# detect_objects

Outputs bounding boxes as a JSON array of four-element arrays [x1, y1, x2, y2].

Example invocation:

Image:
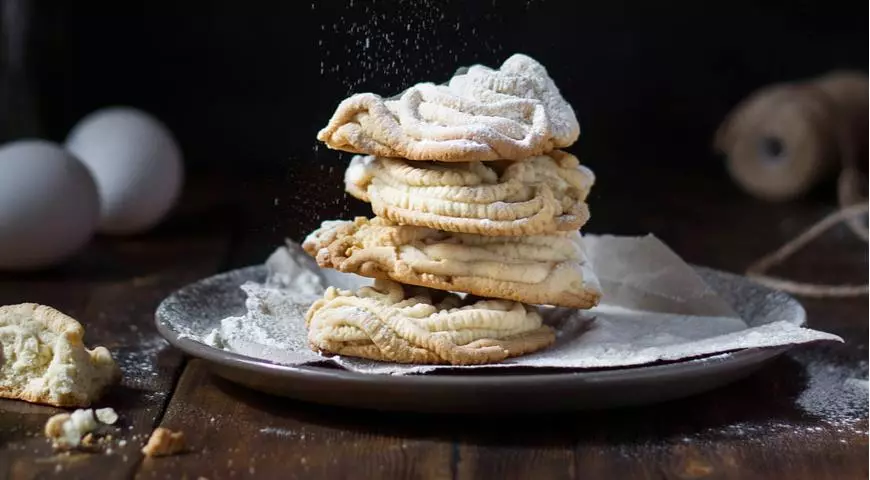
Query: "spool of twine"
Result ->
[[715, 71, 869, 298]]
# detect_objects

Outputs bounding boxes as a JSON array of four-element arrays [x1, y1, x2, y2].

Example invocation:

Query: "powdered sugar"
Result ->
[[115, 336, 169, 387], [795, 354, 868, 428], [203, 282, 323, 366], [258, 427, 303, 438], [202, 245, 330, 366], [315, 0, 506, 95], [684, 352, 869, 444]]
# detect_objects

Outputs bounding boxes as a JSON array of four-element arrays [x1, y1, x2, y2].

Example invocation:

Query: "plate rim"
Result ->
[[154, 264, 801, 386]]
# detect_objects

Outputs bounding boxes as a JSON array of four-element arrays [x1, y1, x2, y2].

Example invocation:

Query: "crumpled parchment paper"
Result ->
[[202, 234, 842, 375]]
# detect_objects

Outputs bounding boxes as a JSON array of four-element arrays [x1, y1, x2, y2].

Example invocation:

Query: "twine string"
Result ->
[[743, 75, 868, 298], [746, 203, 868, 297]]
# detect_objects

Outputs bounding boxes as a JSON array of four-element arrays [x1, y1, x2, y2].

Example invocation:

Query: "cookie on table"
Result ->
[[305, 278, 555, 365], [0, 303, 120, 407], [302, 217, 602, 309], [316, 54, 580, 162]]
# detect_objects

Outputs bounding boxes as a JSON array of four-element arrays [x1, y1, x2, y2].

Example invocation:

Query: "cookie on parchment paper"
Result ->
[[302, 217, 602, 309], [305, 278, 555, 365]]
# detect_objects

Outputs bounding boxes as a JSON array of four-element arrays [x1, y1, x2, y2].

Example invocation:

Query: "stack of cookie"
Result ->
[[302, 54, 601, 365]]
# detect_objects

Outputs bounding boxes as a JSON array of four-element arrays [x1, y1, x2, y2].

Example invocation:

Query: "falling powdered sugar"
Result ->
[[314, 0, 507, 95]]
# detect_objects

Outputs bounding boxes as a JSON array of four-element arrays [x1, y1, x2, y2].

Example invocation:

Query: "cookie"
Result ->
[[305, 278, 555, 365], [316, 54, 580, 162], [142, 427, 186, 457], [303, 217, 602, 309], [0, 303, 120, 407], [345, 150, 594, 236]]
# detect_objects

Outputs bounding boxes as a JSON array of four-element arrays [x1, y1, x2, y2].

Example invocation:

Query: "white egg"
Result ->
[[0, 139, 100, 270], [65, 107, 183, 235]]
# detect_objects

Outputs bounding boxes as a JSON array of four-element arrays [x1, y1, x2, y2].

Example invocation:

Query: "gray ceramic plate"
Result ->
[[155, 265, 802, 413]]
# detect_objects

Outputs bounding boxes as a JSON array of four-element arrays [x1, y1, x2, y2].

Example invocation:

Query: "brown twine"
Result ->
[[721, 72, 868, 298], [838, 167, 869, 241], [746, 202, 868, 297]]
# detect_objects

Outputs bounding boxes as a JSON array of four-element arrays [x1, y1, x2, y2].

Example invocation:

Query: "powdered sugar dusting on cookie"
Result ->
[[316, 55, 581, 162], [313, 4, 579, 162]]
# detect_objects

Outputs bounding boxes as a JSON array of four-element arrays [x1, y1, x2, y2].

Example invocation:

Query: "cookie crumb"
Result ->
[[95, 407, 119, 425], [44, 409, 98, 449], [141, 427, 185, 457], [81, 433, 96, 447], [44, 413, 70, 441]]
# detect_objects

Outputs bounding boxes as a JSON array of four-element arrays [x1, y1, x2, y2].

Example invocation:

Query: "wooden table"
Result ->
[[1, 167, 867, 480]]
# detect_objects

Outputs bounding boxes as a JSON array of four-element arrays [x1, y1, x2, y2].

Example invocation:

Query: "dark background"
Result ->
[[20, 0, 867, 171], [3, 0, 868, 253]]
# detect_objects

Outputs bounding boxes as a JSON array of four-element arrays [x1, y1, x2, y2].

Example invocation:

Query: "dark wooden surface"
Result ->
[[0, 166, 867, 480]]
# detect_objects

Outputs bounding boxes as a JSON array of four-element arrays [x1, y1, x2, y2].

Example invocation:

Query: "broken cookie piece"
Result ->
[[142, 427, 185, 457], [0, 303, 120, 407]]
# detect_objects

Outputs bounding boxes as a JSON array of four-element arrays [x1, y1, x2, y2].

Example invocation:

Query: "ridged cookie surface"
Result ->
[[345, 150, 594, 236], [302, 217, 601, 309], [0, 303, 120, 407], [305, 279, 555, 365], [316, 54, 580, 162]]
